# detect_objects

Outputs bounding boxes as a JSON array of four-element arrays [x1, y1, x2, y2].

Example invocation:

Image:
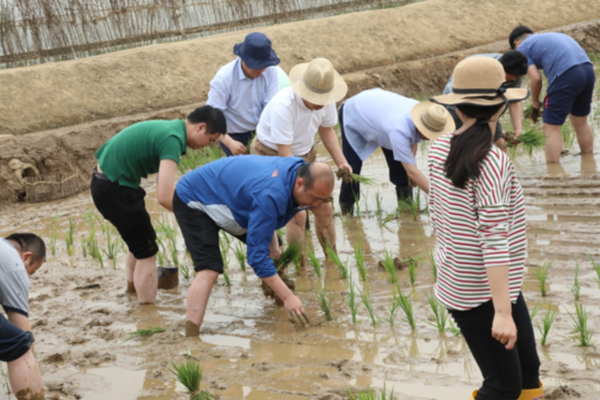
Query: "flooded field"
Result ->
[[2, 69, 600, 400]]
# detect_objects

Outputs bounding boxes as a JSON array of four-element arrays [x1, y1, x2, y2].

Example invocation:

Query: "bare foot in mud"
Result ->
[[185, 320, 200, 337]]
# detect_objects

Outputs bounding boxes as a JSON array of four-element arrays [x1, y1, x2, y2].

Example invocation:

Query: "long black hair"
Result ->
[[444, 103, 503, 189]]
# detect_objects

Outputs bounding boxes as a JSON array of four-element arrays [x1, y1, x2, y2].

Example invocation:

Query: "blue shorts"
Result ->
[[544, 63, 595, 125], [0, 313, 34, 362]]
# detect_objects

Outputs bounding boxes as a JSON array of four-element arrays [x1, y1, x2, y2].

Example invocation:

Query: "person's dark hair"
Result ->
[[445, 103, 504, 189], [297, 163, 333, 190], [5, 233, 46, 264], [499, 50, 528, 76], [187, 106, 227, 135], [509, 25, 534, 49]]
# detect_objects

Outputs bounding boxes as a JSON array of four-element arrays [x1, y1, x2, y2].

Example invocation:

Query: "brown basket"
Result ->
[[23, 173, 87, 202]]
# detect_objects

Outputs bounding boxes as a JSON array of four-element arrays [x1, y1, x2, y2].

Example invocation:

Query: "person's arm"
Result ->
[[527, 64, 543, 110], [156, 159, 178, 212], [402, 163, 429, 194], [6, 310, 31, 332], [276, 144, 294, 157], [318, 126, 352, 173], [486, 265, 517, 350], [220, 135, 247, 155], [509, 102, 524, 138], [269, 231, 282, 259]]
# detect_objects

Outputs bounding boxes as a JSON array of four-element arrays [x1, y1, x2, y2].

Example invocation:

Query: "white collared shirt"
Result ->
[[206, 58, 279, 134], [256, 87, 337, 155]]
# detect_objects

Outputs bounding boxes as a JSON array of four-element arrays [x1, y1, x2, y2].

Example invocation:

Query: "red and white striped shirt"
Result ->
[[428, 133, 526, 311]]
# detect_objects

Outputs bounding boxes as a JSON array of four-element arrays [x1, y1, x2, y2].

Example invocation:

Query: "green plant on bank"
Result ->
[[325, 242, 348, 279], [394, 284, 416, 331], [307, 246, 322, 278], [567, 303, 594, 347], [358, 286, 377, 326], [589, 255, 600, 289], [318, 288, 333, 321], [537, 308, 558, 346], [380, 249, 397, 283], [425, 292, 448, 333], [348, 277, 358, 324], [407, 257, 418, 287], [426, 247, 437, 283], [536, 260, 553, 297], [169, 358, 214, 400], [354, 238, 367, 282], [233, 242, 246, 272], [572, 262, 581, 301], [274, 239, 303, 271], [561, 123, 576, 148], [124, 327, 165, 342], [346, 382, 394, 400], [374, 192, 383, 217]]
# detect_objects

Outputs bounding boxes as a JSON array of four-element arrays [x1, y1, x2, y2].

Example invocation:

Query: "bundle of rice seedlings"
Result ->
[[505, 128, 545, 155], [169, 359, 213, 400], [335, 169, 376, 185], [124, 327, 165, 342], [274, 239, 303, 271], [524, 105, 542, 123]]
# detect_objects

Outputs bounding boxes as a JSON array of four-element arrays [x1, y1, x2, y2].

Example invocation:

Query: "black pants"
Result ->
[[338, 103, 409, 206], [219, 131, 254, 157], [449, 292, 540, 400]]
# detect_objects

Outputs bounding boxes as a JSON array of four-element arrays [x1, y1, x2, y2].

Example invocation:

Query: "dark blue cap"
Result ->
[[233, 32, 280, 70]]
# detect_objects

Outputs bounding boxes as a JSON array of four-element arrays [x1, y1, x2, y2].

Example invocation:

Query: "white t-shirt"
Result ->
[[256, 87, 338, 156]]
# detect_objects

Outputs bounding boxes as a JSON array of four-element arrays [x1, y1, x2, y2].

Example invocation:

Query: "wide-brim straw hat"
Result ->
[[431, 57, 529, 107], [411, 101, 456, 140], [289, 58, 348, 106]]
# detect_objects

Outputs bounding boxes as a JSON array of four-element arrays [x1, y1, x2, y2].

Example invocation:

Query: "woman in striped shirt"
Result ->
[[428, 57, 543, 400]]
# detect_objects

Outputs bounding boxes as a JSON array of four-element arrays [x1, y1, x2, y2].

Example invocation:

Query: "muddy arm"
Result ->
[[527, 65, 543, 109], [509, 102, 523, 138], [157, 159, 178, 212]]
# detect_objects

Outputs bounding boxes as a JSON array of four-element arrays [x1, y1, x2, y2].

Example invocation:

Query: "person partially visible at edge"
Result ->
[[173, 156, 331, 336], [510, 25, 595, 165], [338, 88, 455, 216], [252, 57, 352, 260], [429, 57, 543, 400], [91, 106, 226, 305], [207, 32, 281, 156], [442, 50, 528, 151], [0, 233, 46, 400]]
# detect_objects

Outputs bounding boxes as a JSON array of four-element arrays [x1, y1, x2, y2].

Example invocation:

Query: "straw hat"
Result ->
[[411, 102, 456, 140], [289, 58, 348, 106], [431, 57, 529, 106]]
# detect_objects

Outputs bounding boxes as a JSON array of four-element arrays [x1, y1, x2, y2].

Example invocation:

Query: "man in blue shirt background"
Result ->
[[510, 26, 595, 164], [173, 156, 333, 336], [207, 32, 281, 156]]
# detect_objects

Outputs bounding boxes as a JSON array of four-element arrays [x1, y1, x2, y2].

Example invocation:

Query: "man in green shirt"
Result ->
[[91, 106, 226, 304]]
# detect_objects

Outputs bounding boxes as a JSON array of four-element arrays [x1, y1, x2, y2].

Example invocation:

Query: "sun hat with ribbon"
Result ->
[[411, 102, 456, 140], [289, 58, 348, 106], [233, 32, 280, 70], [431, 57, 529, 108]]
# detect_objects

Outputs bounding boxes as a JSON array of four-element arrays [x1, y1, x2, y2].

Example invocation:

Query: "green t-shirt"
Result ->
[[95, 119, 187, 188]]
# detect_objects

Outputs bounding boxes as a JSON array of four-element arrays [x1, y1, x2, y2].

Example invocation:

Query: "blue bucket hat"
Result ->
[[233, 32, 280, 70]]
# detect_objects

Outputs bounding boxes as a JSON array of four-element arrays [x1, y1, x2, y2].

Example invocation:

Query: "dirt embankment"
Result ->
[[1, 0, 600, 207]]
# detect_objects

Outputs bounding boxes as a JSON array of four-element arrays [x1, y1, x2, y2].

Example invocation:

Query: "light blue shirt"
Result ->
[[207, 58, 280, 134], [343, 89, 421, 164], [518, 33, 591, 86]]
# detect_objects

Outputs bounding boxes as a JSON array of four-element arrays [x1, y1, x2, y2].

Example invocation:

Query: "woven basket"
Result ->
[[23, 173, 87, 202]]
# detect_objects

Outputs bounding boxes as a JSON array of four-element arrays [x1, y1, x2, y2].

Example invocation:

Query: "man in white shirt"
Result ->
[[207, 32, 281, 156], [338, 89, 455, 215], [252, 58, 352, 256]]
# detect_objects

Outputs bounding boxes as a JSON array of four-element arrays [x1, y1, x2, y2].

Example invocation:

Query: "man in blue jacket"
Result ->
[[173, 155, 333, 336]]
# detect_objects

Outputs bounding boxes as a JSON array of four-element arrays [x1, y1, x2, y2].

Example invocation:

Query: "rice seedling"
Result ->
[[425, 292, 448, 333], [589, 255, 600, 289], [66, 217, 75, 256], [102, 223, 119, 269], [567, 303, 594, 347], [49, 235, 57, 256], [505, 128, 546, 155], [382, 213, 396, 225], [219, 236, 231, 286], [374, 192, 383, 217], [379, 249, 397, 283], [426, 247, 437, 282], [383, 293, 402, 327], [169, 358, 213, 400], [318, 288, 333, 321], [307, 247, 322, 278], [448, 319, 461, 337], [157, 221, 180, 268], [348, 278, 358, 324], [397, 196, 420, 221], [530, 303, 540, 321], [233, 242, 246, 272], [124, 327, 165, 342], [571, 262, 581, 301], [346, 382, 394, 400], [362, 190, 369, 213], [353, 191, 361, 217], [537, 308, 558, 346], [350, 174, 376, 186], [536, 260, 553, 297], [180, 263, 191, 280], [395, 284, 416, 331], [325, 242, 348, 279], [561, 123, 576, 148], [293, 253, 302, 275], [274, 239, 303, 271], [354, 238, 367, 282], [407, 257, 418, 286], [358, 286, 377, 326]]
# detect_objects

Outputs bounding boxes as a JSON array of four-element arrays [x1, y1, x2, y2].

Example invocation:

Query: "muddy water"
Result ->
[[2, 75, 600, 400]]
